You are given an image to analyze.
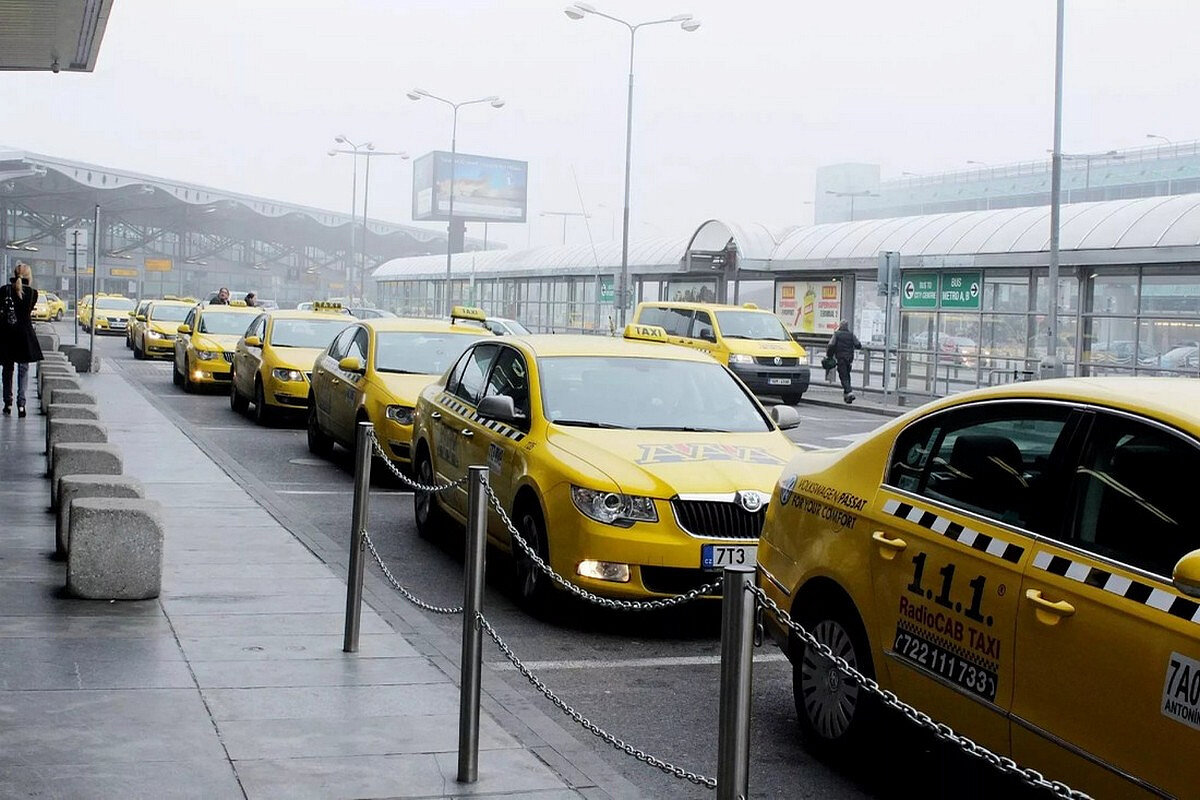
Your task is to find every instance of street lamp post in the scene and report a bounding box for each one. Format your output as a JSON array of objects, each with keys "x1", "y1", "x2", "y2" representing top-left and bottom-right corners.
[
  {"x1": 1044, "y1": 0, "x2": 1065, "y2": 379},
  {"x1": 565, "y1": 3, "x2": 701, "y2": 326},
  {"x1": 330, "y1": 144, "x2": 409, "y2": 303},
  {"x1": 540, "y1": 210, "x2": 589, "y2": 245},
  {"x1": 407, "y1": 89, "x2": 505, "y2": 316},
  {"x1": 825, "y1": 189, "x2": 879, "y2": 222},
  {"x1": 329, "y1": 136, "x2": 366, "y2": 298}
]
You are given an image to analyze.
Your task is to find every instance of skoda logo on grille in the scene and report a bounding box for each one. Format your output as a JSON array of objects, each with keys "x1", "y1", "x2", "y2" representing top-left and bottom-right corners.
[
  {"x1": 773, "y1": 356, "x2": 782, "y2": 366},
  {"x1": 735, "y1": 490, "x2": 768, "y2": 513}
]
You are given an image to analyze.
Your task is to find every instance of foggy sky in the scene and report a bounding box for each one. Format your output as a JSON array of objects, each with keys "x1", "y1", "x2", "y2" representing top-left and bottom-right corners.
[{"x1": 5, "y1": 0, "x2": 1198, "y2": 252}]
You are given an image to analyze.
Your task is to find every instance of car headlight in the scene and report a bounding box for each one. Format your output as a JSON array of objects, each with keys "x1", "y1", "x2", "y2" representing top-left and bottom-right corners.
[
  {"x1": 570, "y1": 486, "x2": 657, "y2": 525},
  {"x1": 728, "y1": 353, "x2": 754, "y2": 365},
  {"x1": 147, "y1": 329, "x2": 169, "y2": 339},
  {"x1": 272, "y1": 368, "x2": 305, "y2": 382},
  {"x1": 195, "y1": 350, "x2": 219, "y2": 361},
  {"x1": 385, "y1": 405, "x2": 414, "y2": 424}
]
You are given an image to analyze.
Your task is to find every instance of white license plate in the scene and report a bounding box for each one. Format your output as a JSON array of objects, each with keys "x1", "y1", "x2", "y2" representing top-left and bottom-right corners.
[
  {"x1": 767, "y1": 377, "x2": 791, "y2": 386},
  {"x1": 701, "y1": 544, "x2": 757, "y2": 570}
]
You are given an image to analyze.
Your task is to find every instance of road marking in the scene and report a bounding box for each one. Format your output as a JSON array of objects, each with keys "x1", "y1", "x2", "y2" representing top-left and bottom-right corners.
[
  {"x1": 276, "y1": 489, "x2": 413, "y2": 496},
  {"x1": 489, "y1": 652, "x2": 789, "y2": 671}
]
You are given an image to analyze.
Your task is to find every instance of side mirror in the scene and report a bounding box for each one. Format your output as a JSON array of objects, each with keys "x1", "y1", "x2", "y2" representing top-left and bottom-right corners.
[
  {"x1": 770, "y1": 404, "x2": 801, "y2": 430},
  {"x1": 338, "y1": 355, "x2": 364, "y2": 374},
  {"x1": 244, "y1": 335, "x2": 262, "y2": 348},
  {"x1": 136, "y1": 314, "x2": 147, "y2": 321},
  {"x1": 1173, "y1": 550, "x2": 1200, "y2": 598},
  {"x1": 477, "y1": 394, "x2": 525, "y2": 424},
  {"x1": 177, "y1": 324, "x2": 191, "y2": 335},
  {"x1": 698, "y1": 329, "x2": 717, "y2": 343}
]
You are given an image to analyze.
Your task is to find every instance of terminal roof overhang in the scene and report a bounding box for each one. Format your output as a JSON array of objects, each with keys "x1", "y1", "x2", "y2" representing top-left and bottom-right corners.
[{"x1": 0, "y1": 0, "x2": 114, "y2": 72}]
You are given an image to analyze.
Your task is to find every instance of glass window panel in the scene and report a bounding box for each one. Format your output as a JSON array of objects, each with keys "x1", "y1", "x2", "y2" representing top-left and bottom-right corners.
[
  {"x1": 1138, "y1": 319, "x2": 1200, "y2": 376},
  {"x1": 980, "y1": 314, "x2": 1030, "y2": 365},
  {"x1": 854, "y1": 277, "x2": 892, "y2": 347},
  {"x1": 1036, "y1": 275, "x2": 1082, "y2": 314},
  {"x1": 982, "y1": 273, "x2": 1030, "y2": 312},
  {"x1": 1080, "y1": 315, "x2": 1135, "y2": 371},
  {"x1": 1139, "y1": 272, "x2": 1200, "y2": 316}
]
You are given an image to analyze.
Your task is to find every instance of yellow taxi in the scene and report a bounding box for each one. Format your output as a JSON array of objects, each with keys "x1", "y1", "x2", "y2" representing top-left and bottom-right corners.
[
  {"x1": 230, "y1": 302, "x2": 354, "y2": 425},
  {"x1": 132, "y1": 299, "x2": 196, "y2": 360},
  {"x1": 632, "y1": 301, "x2": 811, "y2": 404},
  {"x1": 410, "y1": 324, "x2": 802, "y2": 607},
  {"x1": 307, "y1": 308, "x2": 491, "y2": 466},
  {"x1": 126, "y1": 299, "x2": 152, "y2": 348},
  {"x1": 756, "y1": 377, "x2": 1200, "y2": 799},
  {"x1": 32, "y1": 291, "x2": 66, "y2": 322},
  {"x1": 172, "y1": 301, "x2": 259, "y2": 392},
  {"x1": 79, "y1": 293, "x2": 136, "y2": 335}
]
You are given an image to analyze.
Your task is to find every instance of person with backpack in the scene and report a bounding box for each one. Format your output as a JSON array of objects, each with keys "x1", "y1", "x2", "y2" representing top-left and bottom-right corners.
[
  {"x1": 0, "y1": 263, "x2": 44, "y2": 417},
  {"x1": 826, "y1": 319, "x2": 862, "y2": 405}
]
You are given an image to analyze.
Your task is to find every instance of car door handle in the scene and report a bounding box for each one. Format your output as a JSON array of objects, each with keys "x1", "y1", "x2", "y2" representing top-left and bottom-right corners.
[
  {"x1": 1025, "y1": 589, "x2": 1075, "y2": 625},
  {"x1": 431, "y1": 411, "x2": 442, "y2": 420},
  {"x1": 461, "y1": 428, "x2": 474, "y2": 438},
  {"x1": 871, "y1": 530, "x2": 907, "y2": 560}
]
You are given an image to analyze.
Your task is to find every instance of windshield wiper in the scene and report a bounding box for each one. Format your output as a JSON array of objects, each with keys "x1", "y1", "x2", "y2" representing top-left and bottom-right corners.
[
  {"x1": 552, "y1": 419, "x2": 628, "y2": 429},
  {"x1": 378, "y1": 368, "x2": 421, "y2": 375},
  {"x1": 721, "y1": 334, "x2": 755, "y2": 340},
  {"x1": 635, "y1": 425, "x2": 729, "y2": 432}
]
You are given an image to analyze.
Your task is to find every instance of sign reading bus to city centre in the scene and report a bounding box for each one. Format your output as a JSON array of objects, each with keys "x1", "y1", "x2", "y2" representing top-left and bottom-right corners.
[
  {"x1": 412, "y1": 151, "x2": 528, "y2": 223},
  {"x1": 900, "y1": 272, "x2": 939, "y2": 309}
]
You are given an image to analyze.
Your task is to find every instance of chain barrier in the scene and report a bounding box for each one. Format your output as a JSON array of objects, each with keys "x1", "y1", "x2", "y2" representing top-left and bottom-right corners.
[
  {"x1": 478, "y1": 611, "x2": 717, "y2": 789},
  {"x1": 361, "y1": 528, "x2": 464, "y2": 614},
  {"x1": 482, "y1": 479, "x2": 722, "y2": 611},
  {"x1": 368, "y1": 431, "x2": 469, "y2": 494},
  {"x1": 749, "y1": 584, "x2": 1092, "y2": 800}
]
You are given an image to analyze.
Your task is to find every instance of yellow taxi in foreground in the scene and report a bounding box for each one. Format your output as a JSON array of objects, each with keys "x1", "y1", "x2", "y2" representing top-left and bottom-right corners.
[
  {"x1": 632, "y1": 301, "x2": 811, "y2": 403},
  {"x1": 757, "y1": 377, "x2": 1200, "y2": 799},
  {"x1": 80, "y1": 293, "x2": 135, "y2": 335},
  {"x1": 230, "y1": 303, "x2": 354, "y2": 425},
  {"x1": 410, "y1": 324, "x2": 802, "y2": 607},
  {"x1": 32, "y1": 291, "x2": 66, "y2": 321},
  {"x1": 133, "y1": 300, "x2": 195, "y2": 359},
  {"x1": 172, "y1": 301, "x2": 259, "y2": 392},
  {"x1": 307, "y1": 311, "x2": 490, "y2": 466}
]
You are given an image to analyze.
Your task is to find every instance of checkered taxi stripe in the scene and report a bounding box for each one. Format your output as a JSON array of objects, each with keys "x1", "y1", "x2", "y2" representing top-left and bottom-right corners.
[
  {"x1": 1032, "y1": 551, "x2": 1200, "y2": 625},
  {"x1": 438, "y1": 393, "x2": 525, "y2": 442},
  {"x1": 881, "y1": 498, "x2": 1025, "y2": 564}
]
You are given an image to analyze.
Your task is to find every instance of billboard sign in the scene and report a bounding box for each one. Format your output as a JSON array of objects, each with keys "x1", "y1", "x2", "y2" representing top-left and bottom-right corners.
[
  {"x1": 412, "y1": 151, "x2": 528, "y2": 223},
  {"x1": 775, "y1": 280, "x2": 841, "y2": 335}
]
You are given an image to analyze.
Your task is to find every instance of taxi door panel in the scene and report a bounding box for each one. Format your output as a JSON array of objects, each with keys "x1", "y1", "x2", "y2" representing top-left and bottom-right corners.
[
  {"x1": 330, "y1": 328, "x2": 369, "y2": 443},
  {"x1": 436, "y1": 344, "x2": 499, "y2": 516},
  {"x1": 1011, "y1": 413, "x2": 1200, "y2": 799},
  {"x1": 475, "y1": 346, "x2": 532, "y2": 541}
]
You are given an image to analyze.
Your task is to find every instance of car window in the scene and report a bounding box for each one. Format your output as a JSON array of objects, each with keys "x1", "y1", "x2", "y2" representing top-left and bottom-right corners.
[
  {"x1": 1064, "y1": 414, "x2": 1200, "y2": 578},
  {"x1": 269, "y1": 318, "x2": 348, "y2": 348},
  {"x1": 453, "y1": 344, "x2": 499, "y2": 405},
  {"x1": 694, "y1": 310, "x2": 714, "y2": 341},
  {"x1": 347, "y1": 328, "x2": 369, "y2": 363},
  {"x1": 183, "y1": 308, "x2": 196, "y2": 329},
  {"x1": 713, "y1": 310, "x2": 791, "y2": 341},
  {"x1": 444, "y1": 348, "x2": 473, "y2": 395},
  {"x1": 638, "y1": 306, "x2": 693, "y2": 337},
  {"x1": 327, "y1": 326, "x2": 356, "y2": 359},
  {"x1": 887, "y1": 403, "x2": 1073, "y2": 533},
  {"x1": 483, "y1": 347, "x2": 531, "y2": 425},
  {"x1": 149, "y1": 304, "x2": 191, "y2": 323}
]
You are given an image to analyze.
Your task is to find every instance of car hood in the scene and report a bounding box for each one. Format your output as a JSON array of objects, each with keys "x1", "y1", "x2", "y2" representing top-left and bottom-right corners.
[
  {"x1": 195, "y1": 334, "x2": 241, "y2": 351},
  {"x1": 546, "y1": 426, "x2": 797, "y2": 497},
  {"x1": 376, "y1": 372, "x2": 441, "y2": 405},
  {"x1": 267, "y1": 346, "x2": 324, "y2": 371},
  {"x1": 149, "y1": 321, "x2": 184, "y2": 335},
  {"x1": 725, "y1": 338, "x2": 807, "y2": 358}
]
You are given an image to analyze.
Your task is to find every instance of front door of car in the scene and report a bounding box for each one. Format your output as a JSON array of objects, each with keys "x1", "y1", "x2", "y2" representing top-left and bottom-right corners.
[
  {"x1": 872, "y1": 401, "x2": 1076, "y2": 755},
  {"x1": 474, "y1": 346, "x2": 532, "y2": 537},
  {"x1": 1011, "y1": 411, "x2": 1200, "y2": 800},
  {"x1": 235, "y1": 314, "x2": 267, "y2": 397},
  {"x1": 433, "y1": 343, "x2": 499, "y2": 516},
  {"x1": 176, "y1": 308, "x2": 197, "y2": 369},
  {"x1": 330, "y1": 326, "x2": 369, "y2": 443}
]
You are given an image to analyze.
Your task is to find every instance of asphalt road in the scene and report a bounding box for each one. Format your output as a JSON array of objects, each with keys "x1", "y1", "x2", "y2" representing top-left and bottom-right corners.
[{"x1": 71, "y1": 322, "x2": 1048, "y2": 800}]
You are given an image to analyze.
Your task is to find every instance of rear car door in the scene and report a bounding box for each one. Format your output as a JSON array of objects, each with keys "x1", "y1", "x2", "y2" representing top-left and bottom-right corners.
[
  {"x1": 1011, "y1": 410, "x2": 1200, "y2": 799},
  {"x1": 873, "y1": 401, "x2": 1076, "y2": 755}
]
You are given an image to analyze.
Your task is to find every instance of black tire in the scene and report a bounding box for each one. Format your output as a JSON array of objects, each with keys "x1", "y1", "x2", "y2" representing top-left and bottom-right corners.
[
  {"x1": 791, "y1": 599, "x2": 879, "y2": 759},
  {"x1": 782, "y1": 392, "x2": 805, "y2": 405},
  {"x1": 413, "y1": 446, "x2": 452, "y2": 541},
  {"x1": 182, "y1": 357, "x2": 195, "y2": 393},
  {"x1": 512, "y1": 501, "x2": 554, "y2": 610},
  {"x1": 230, "y1": 371, "x2": 249, "y2": 413},
  {"x1": 306, "y1": 399, "x2": 334, "y2": 458},
  {"x1": 55, "y1": 310, "x2": 63, "y2": 321},
  {"x1": 253, "y1": 379, "x2": 274, "y2": 426},
  {"x1": 172, "y1": 358, "x2": 183, "y2": 386},
  {"x1": 133, "y1": 339, "x2": 145, "y2": 360}
]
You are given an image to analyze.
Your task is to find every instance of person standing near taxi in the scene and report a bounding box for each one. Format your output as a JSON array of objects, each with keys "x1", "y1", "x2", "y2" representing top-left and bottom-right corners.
[
  {"x1": 212, "y1": 287, "x2": 231, "y2": 305},
  {"x1": 244, "y1": 292, "x2": 257, "y2": 307},
  {"x1": 0, "y1": 263, "x2": 44, "y2": 417},
  {"x1": 826, "y1": 319, "x2": 861, "y2": 404}
]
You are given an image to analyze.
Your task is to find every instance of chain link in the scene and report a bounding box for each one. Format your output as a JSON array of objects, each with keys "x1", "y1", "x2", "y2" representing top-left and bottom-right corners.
[
  {"x1": 368, "y1": 431, "x2": 468, "y2": 493},
  {"x1": 361, "y1": 529, "x2": 464, "y2": 614},
  {"x1": 478, "y1": 611, "x2": 717, "y2": 789},
  {"x1": 481, "y1": 478, "x2": 721, "y2": 611},
  {"x1": 749, "y1": 584, "x2": 1093, "y2": 800}
]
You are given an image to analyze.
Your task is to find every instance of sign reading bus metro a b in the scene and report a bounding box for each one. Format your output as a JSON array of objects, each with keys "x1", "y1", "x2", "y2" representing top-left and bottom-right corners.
[{"x1": 940, "y1": 271, "x2": 981, "y2": 310}]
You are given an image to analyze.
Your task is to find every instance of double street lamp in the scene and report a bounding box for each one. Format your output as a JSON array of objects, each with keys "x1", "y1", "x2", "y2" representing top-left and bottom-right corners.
[
  {"x1": 564, "y1": 3, "x2": 700, "y2": 326},
  {"x1": 824, "y1": 189, "x2": 879, "y2": 222},
  {"x1": 407, "y1": 88, "x2": 505, "y2": 316},
  {"x1": 329, "y1": 137, "x2": 408, "y2": 303}
]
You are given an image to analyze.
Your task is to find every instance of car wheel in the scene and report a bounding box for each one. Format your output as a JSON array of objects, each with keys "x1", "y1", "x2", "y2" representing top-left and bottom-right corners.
[
  {"x1": 792, "y1": 602, "x2": 878, "y2": 758},
  {"x1": 513, "y1": 502, "x2": 553, "y2": 609},
  {"x1": 253, "y1": 379, "x2": 273, "y2": 426},
  {"x1": 782, "y1": 392, "x2": 804, "y2": 405},
  {"x1": 182, "y1": 358, "x2": 195, "y2": 393},
  {"x1": 413, "y1": 447, "x2": 452, "y2": 541},
  {"x1": 230, "y1": 371, "x2": 249, "y2": 413},
  {"x1": 306, "y1": 399, "x2": 334, "y2": 458},
  {"x1": 133, "y1": 340, "x2": 145, "y2": 360},
  {"x1": 172, "y1": 358, "x2": 182, "y2": 386},
  {"x1": 56, "y1": 310, "x2": 63, "y2": 321}
]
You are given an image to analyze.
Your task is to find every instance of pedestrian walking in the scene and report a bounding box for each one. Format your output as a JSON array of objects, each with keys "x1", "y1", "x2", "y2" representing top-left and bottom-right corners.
[
  {"x1": 0, "y1": 263, "x2": 45, "y2": 418},
  {"x1": 826, "y1": 319, "x2": 862, "y2": 405}
]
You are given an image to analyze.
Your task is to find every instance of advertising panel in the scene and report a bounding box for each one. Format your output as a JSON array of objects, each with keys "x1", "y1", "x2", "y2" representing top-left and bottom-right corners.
[
  {"x1": 411, "y1": 151, "x2": 528, "y2": 223},
  {"x1": 775, "y1": 280, "x2": 841, "y2": 334}
]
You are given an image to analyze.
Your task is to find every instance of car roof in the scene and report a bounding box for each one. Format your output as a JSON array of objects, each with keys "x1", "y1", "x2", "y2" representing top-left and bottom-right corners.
[
  {"x1": 640, "y1": 300, "x2": 772, "y2": 313},
  {"x1": 197, "y1": 303, "x2": 259, "y2": 313},
  {"x1": 502, "y1": 333, "x2": 718, "y2": 362},
  {"x1": 362, "y1": 317, "x2": 489, "y2": 334},
  {"x1": 264, "y1": 309, "x2": 353, "y2": 321},
  {"x1": 147, "y1": 299, "x2": 194, "y2": 308}
]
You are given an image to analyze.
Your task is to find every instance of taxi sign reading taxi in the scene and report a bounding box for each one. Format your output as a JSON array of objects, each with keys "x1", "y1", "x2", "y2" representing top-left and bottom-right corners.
[
  {"x1": 900, "y1": 272, "x2": 938, "y2": 309},
  {"x1": 940, "y1": 271, "x2": 981, "y2": 310}
]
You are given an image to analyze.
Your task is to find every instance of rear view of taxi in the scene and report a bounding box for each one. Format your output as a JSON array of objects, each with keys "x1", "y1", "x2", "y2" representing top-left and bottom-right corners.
[
  {"x1": 172, "y1": 301, "x2": 258, "y2": 392},
  {"x1": 230, "y1": 303, "x2": 353, "y2": 424},
  {"x1": 133, "y1": 299, "x2": 194, "y2": 359},
  {"x1": 410, "y1": 325, "x2": 801, "y2": 607},
  {"x1": 756, "y1": 377, "x2": 1200, "y2": 798},
  {"x1": 307, "y1": 315, "x2": 489, "y2": 466}
]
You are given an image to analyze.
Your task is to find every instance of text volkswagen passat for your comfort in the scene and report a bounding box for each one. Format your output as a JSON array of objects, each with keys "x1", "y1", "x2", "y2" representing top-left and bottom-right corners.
[{"x1": 757, "y1": 377, "x2": 1200, "y2": 799}]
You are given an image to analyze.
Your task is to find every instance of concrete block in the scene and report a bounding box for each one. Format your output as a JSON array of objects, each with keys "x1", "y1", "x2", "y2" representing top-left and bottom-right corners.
[
  {"x1": 50, "y1": 389, "x2": 97, "y2": 407},
  {"x1": 50, "y1": 443, "x2": 122, "y2": 510},
  {"x1": 57, "y1": 475, "x2": 145, "y2": 558},
  {"x1": 36, "y1": 332, "x2": 59, "y2": 353},
  {"x1": 37, "y1": 365, "x2": 74, "y2": 395},
  {"x1": 45, "y1": 404, "x2": 104, "y2": 456},
  {"x1": 46, "y1": 419, "x2": 108, "y2": 471},
  {"x1": 66, "y1": 497, "x2": 163, "y2": 600},
  {"x1": 60, "y1": 345, "x2": 99, "y2": 373},
  {"x1": 41, "y1": 350, "x2": 70, "y2": 363},
  {"x1": 40, "y1": 376, "x2": 82, "y2": 413}
]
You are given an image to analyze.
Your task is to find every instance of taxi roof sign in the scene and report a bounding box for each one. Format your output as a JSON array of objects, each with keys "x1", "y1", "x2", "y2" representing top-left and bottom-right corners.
[
  {"x1": 450, "y1": 305, "x2": 487, "y2": 323},
  {"x1": 313, "y1": 300, "x2": 344, "y2": 313},
  {"x1": 741, "y1": 302, "x2": 759, "y2": 310},
  {"x1": 623, "y1": 323, "x2": 669, "y2": 343},
  {"x1": 228, "y1": 299, "x2": 248, "y2": 307}
]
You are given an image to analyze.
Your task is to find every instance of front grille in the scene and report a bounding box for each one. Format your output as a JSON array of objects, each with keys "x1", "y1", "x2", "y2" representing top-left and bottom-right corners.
[
  {"x1": 754, "y1": 356, "x2": 798, "y2": 367},
  {"x1": 641, "y1": 567, "x2": 723, "y2": 597},
  {"x1": 671, "y1": 499, "x2": 765, "y2": 540},
  {"x1": 222, "y1": 352, "x2": 234, "y2": 363}
]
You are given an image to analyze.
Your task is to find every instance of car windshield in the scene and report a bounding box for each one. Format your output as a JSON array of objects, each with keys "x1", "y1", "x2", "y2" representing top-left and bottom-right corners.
[
  {"x1": 149, "y1": 304, "x2": 191, "y2": 322},
  {"x1": 374, "y1": 332, "x2": 486, "y2": 374},
  {"x1": 198, "y1": 312, "x2": 252, "y2": 335},
  {"x1": 95, "y1": 297, "x2": 135, "y2": 311},
  {"x1": 271, "y1": 318, "x2": 352, "y2": 348},
  {"x1": 539, "y1": 356, "x2": 771, "y2": 432},
  {"x1": 714, "y1": 311, "x2": 790, "y2": 341}
]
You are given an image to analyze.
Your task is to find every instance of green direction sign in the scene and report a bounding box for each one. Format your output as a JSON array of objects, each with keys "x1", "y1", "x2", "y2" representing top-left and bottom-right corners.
[
  {"x1": 900, "y1": 272, "x2": 938, "y2": 309},
  {"x1": 940, "y1": 271, "x2": 981, "y2": 310},
  {"x1": 600, "y1": 277, "x2": 615, "y2": 304}
]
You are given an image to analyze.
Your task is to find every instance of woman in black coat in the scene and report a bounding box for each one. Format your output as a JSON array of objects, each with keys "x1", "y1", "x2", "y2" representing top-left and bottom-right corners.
[{"x1": 0, "y1": 263, "x2": 45, "y2": 417}]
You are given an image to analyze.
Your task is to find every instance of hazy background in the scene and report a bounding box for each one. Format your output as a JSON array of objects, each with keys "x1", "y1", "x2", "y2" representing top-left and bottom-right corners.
[{"x1": 4, "y1": 0, "x2": 1197, "y2": 249}]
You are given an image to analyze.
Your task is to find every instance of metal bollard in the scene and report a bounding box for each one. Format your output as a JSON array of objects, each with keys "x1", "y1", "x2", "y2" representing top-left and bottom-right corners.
[
  {"x1": 716, "y1": 566, "x2": 755, "y2": 800},
  {"x1": 343, "y1": 421, "x2": 373, "y2": 653},
  {"x1": 458, "y1": 465, "x2": 489, "y2": 783}
]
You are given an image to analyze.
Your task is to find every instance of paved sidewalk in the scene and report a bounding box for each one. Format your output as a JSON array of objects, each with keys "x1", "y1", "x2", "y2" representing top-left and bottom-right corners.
[
  {"x1": 800, "y1": 382, "x2": 907, "y2": 417},
  {"x1": 0, "y1": 362, "x2": 632, "y2": 799}
]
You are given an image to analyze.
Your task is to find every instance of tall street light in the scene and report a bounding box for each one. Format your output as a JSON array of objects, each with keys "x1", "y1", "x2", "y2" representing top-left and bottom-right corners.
[
  {"x1": 330, "y1": 144, "x2": 408, "y2": 302},
  {"x1": 564, "y1": 3, "x2": 701, "y2": 325},
  {"x1": 1146, "y1": 133, "x2": 1172, "y2": 147},
  {"x1": 407, "y1": 88, "x2": 505, "y2": 316},
  {"x1": 540, "y1": 210, "x2": 589, "y2": 244},
  {"x1": 1056, "y1": 149, "x2": 1123, "y2": 193},
  {"x1": 1045, "y1": 0, "x2": 1065, "y2": 378},
  {"x1": 330, "y1": 136, "x2": 368, "y2": 298},
  {"x1": 825, "y1": 189, "x2": 879, "y2": 222}
]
